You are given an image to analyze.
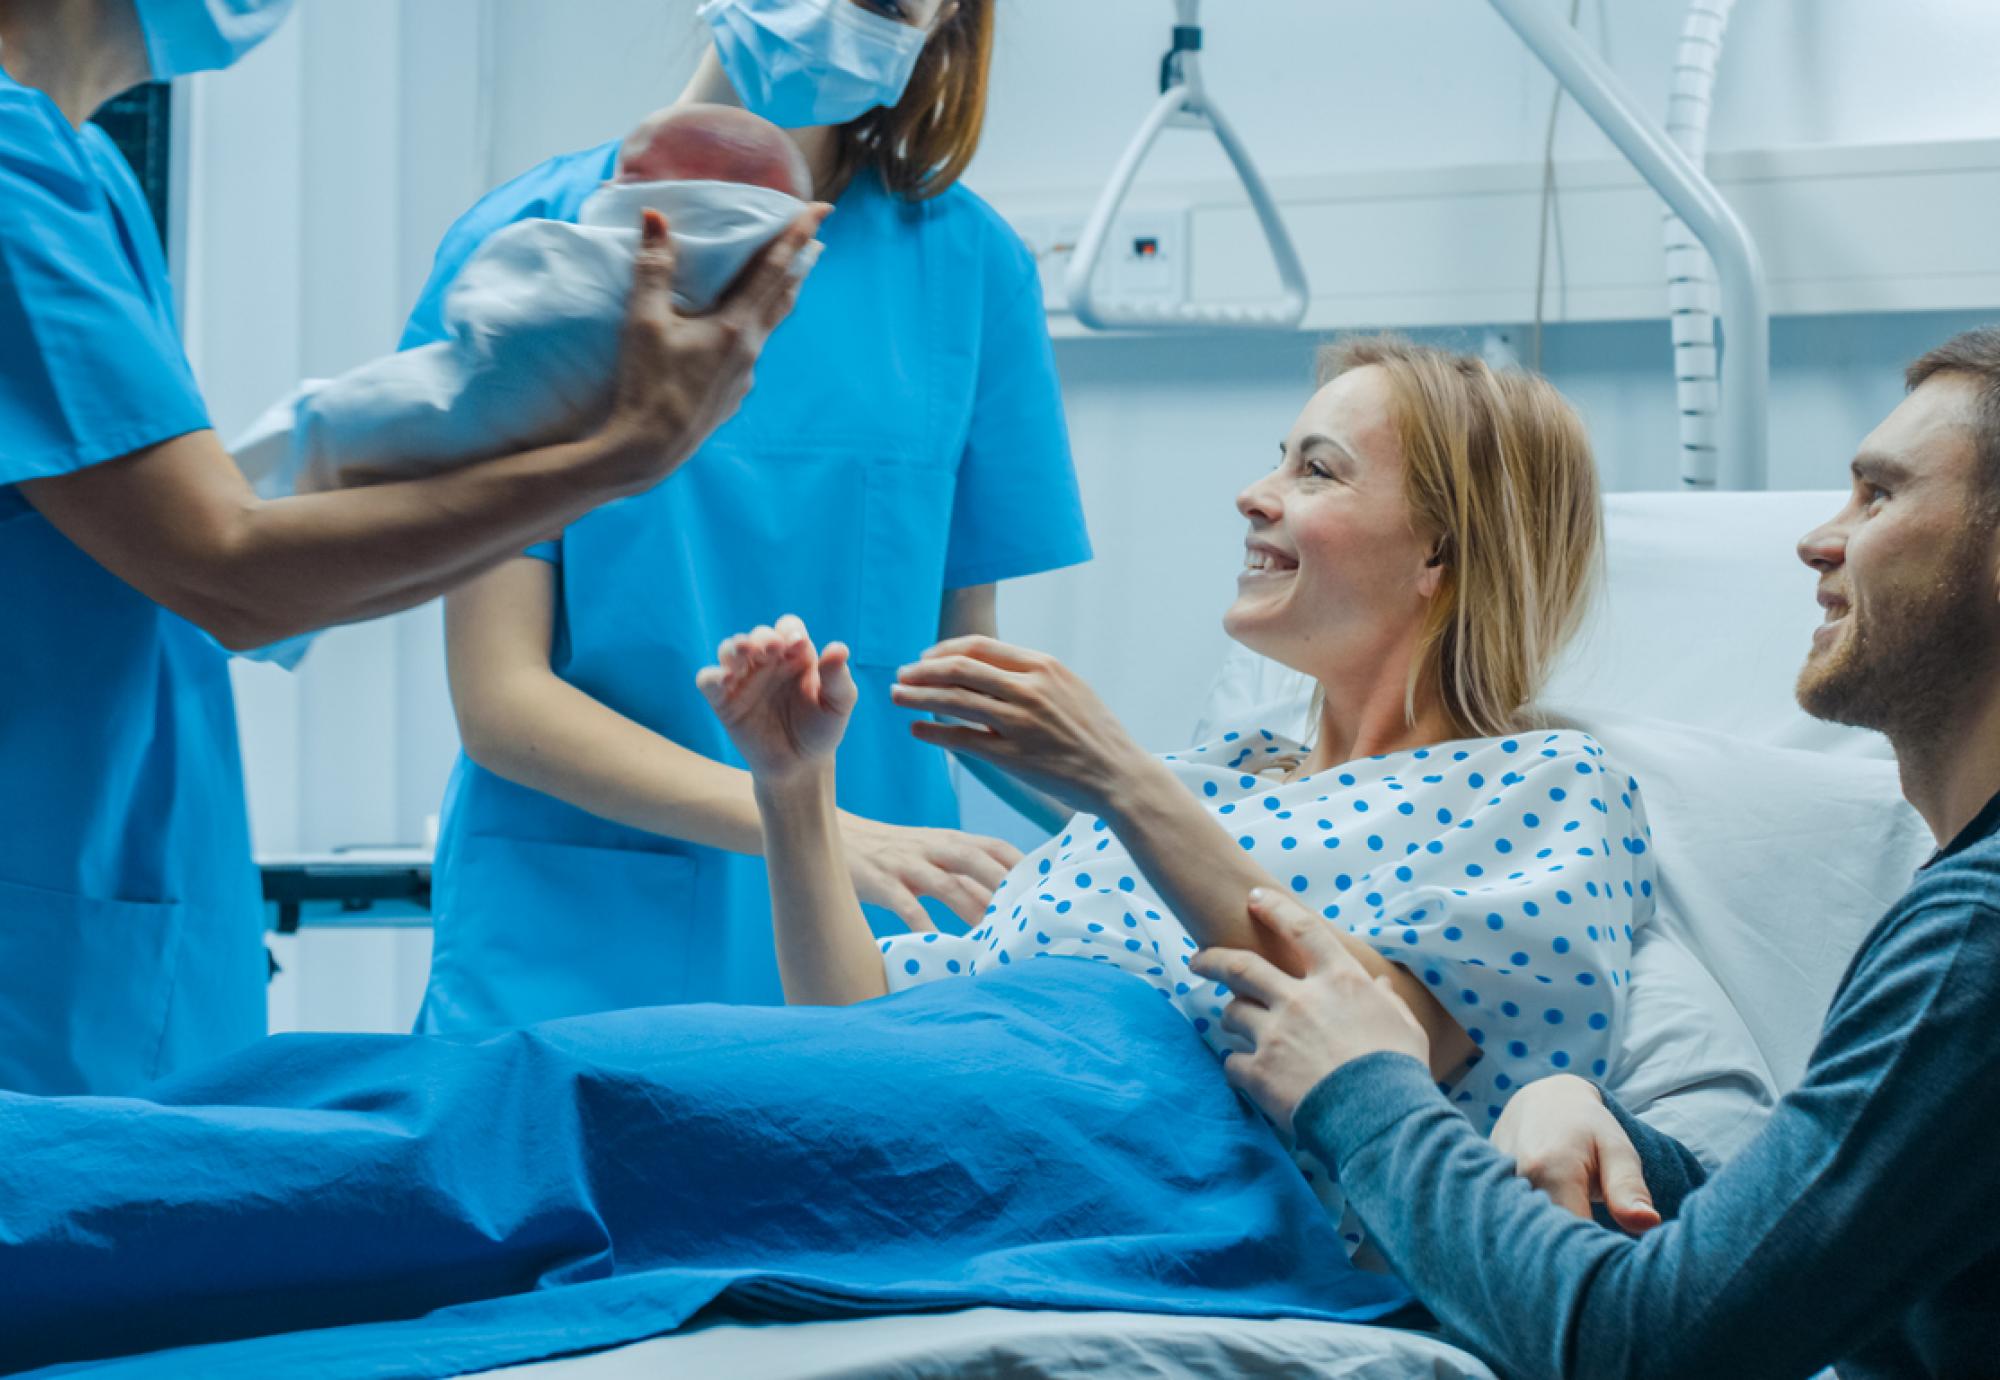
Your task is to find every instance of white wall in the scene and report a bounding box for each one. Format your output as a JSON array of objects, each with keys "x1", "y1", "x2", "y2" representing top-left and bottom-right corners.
[
  {"x1": 176, "y1": 0, "x2": 2000, "y2": 1030},
  {"x1": 178, "y1": 1, "x2": 495, "y2": 1030}
]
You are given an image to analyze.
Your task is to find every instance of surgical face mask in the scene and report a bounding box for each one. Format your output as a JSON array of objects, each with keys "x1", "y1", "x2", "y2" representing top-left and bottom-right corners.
[
  {"x1": 131, "y1": 0, "x2": 298, "y2": 80},
  {"x1": 698, "y1": 0, "x2": 928, "y2": 130}
]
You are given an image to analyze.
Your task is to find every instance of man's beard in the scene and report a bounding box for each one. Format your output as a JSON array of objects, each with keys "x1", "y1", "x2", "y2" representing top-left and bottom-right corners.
[{"x1": 1796, "y1": 536, "x2": 1995, "y2": 741}]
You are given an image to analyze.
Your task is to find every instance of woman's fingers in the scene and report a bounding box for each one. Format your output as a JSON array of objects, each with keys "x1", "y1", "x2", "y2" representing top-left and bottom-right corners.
[
  {"x1": 909, "y1": 719, "x2": 1008, "y2": 758},
  {"x1": 694, "y1": 664, "x2": 727, "y2": 708},
  {"x1": 745, "y1": 623, "x2": 781, "y2": 660},
  {"x1": 817, "y1": 642, "x2": 858, "y2": 715},
  {"x1": 896, "y1": 653, "x2": 1025, "y2": 697},
  {"x1": 980, "y1": 837, "x2": 1026, "y2": 870},
  {"x1": 889, "y1": 682, "x2": 1016, "y2": 729},
  {"x1": 933, "y1": 840, "x2": 1011, "y2": 893},
  {"x1": 911, "y1": 866, "x2": 988, "y2": 926},
  {"x1": 884, "y1": 889, "x2": 938, "y2": 934},
  {"x1": 920, "y1": 635, "x2": 1046, "y2": 672}
]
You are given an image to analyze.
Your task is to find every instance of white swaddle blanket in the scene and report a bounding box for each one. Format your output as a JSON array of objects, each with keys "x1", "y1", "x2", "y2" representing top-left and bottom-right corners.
[
  {"x1": 234, "y1": 179, "x2": 806, "y2": 499},
  {"x1": 230, "y1": 178, "x2": 809, "y2": 666}
]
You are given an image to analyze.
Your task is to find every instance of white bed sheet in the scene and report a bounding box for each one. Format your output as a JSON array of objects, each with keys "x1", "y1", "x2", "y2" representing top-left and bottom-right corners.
[{"x1": 472, "y1": 1307, "x2": 1495, "y2": 1380}]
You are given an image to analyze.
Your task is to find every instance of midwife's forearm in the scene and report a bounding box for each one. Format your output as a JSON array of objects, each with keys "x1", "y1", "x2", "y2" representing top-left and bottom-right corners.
[
  {"x1": 1100, "y1": 760, "x2": 1472, "y2": 1077},
  {"x1": 755, "y1": 769, "x2": 889, "y2": 1006}
]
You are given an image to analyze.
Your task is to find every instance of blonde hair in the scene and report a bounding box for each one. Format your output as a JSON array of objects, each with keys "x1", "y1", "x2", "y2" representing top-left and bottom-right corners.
[{"x1": 1316, "y1": 336, "x2": 1601, "y2": 738}]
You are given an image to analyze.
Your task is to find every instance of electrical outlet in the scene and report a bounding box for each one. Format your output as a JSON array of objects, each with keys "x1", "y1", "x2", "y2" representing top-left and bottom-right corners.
[{"x1": 1008, "y1": 208, "x2": 1187, "y2": 314}]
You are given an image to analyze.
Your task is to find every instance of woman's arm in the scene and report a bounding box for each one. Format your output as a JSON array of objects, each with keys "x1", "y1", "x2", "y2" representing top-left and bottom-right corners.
[
  {"x1": 20, "y1": 210, "x2": 819, "y2": 651},
  {"x1": 698, "y1": 618, "x2": 886, "y2": 1005},
  {"x1": 447, "y1": 564, "x2": 1017, "y2": 931},
  {"x1": 449, "y1": 558, "x2": 763, "y2": 850},
  {"x1": 892, "y1": 637, "x2": 1473, "y2": 1078}
]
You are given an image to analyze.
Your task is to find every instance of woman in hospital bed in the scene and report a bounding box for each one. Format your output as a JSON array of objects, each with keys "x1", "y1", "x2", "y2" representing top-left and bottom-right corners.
[{"x1": 699, "y1": 335, "x2": 1656, "y2": 1239}]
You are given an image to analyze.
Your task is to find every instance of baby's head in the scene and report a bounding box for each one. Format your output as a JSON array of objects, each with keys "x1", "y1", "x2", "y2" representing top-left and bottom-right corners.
[{"x1": 616, "y1": 103, "x2": 813, "y2": 200}]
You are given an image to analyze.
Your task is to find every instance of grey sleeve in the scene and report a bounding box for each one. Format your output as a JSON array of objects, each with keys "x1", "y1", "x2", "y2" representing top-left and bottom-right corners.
[
  {"x1": 1601, "y1": 1086, "x2": 1707, "y2": 1220},
  {"x1": 1294, "y1": 901, "x2": 2000, "y2": 1380}
]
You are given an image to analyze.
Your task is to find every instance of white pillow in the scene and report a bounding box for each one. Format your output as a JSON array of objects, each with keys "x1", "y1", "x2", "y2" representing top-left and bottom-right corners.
[
  {"x1": 1545, "y1": 490, "x2": 1891, "y2": 758},
  {"x1": 1603, "y1": 919, "x2": 1774, "y2": 1169},
  {"x1": 1541, "y1": 708, "x2": 1929, "y2": 1090}
]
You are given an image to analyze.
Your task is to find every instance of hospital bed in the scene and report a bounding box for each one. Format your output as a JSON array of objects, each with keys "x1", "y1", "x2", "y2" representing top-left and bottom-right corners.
[
  {"x1": 219, "y1": 10, "x2": 1884, "y2": 1370},
  {"x1": 420, "y1": 489, "x2": 1925, "y2": 1379}
]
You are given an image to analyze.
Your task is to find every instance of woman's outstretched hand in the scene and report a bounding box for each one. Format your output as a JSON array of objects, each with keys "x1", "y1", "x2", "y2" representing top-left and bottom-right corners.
[
  {"x1": 698, "y1": 614, "x2": 855, "y2": 785},
  {"x1": 890, "y1": 636, "x2": 1148, "y2": 816}
]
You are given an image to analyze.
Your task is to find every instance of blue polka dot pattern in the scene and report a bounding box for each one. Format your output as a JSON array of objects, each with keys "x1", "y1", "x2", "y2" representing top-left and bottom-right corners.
[{"x1": 877, "y1": 725, "x2": 1655, "y2": 1187}]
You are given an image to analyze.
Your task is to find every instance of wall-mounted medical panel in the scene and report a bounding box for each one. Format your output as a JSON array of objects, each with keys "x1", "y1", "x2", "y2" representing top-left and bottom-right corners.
[{"x1": 1001, "y1": 138, "x2": 2000, "y2": 338}]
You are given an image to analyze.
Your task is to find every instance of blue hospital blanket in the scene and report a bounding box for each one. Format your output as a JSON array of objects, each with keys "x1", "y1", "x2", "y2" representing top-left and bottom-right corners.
[{"x1": 1, "y1": 960, "x2": 1411, "y2": 1377}]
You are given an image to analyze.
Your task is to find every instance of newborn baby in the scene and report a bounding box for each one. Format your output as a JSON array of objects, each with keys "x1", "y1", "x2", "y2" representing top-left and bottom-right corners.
[{"x1": 232, "y1": 104, "x2": 818, "y2": 511}]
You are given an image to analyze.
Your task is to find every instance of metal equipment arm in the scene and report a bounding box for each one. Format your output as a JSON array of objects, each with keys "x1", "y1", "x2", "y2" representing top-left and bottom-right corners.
[{"x1": 1489, "y1": 0, "x2": 1770, "y2": 489}]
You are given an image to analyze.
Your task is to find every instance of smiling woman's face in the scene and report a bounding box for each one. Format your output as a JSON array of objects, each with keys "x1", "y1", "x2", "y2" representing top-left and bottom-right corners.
[{"x1": 1224, "y1": 365, "x2": 1440, "y2": 681}]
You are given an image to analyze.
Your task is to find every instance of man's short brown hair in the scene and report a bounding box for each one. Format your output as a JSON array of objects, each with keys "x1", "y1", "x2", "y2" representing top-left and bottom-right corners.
[{"x1": 1905, "y1": 326, "x2": 2000, "y2": 505}]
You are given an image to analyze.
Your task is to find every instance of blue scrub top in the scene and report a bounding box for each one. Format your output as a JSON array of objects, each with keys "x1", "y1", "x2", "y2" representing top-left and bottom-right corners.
[
  {"x1": 413, "y1": 145, "x2": 1091, "y2": 1031},
  {"x1": 0, "y1": 73, "x2": 266, "y2": 1094}
]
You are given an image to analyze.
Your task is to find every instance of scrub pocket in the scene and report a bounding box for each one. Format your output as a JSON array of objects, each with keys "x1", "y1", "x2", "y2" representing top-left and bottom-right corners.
[
  {"x1": 433, "y1": 834, "x2": 703, "y2": 1029},
  {"x1": 0, "y1": 875, "x2": 184, "y2": 1095}
]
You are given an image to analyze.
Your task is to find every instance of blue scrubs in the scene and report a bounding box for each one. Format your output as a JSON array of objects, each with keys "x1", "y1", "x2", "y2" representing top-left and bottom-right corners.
[
  {"x1": 0, "y1": 73, "x2": 266, "y2": 1094},
  {"x1": 412, "y1": 145, "x2": 1091, "y2": 1031}
]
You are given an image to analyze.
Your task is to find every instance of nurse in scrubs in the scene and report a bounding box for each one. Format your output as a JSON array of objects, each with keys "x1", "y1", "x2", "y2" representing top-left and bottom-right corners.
[
  {"x1": 417, "y1": 0, "x2": 1092, "y2": 1031},
  {"x1": 0, "y1": 0, "x2": 821, "y2": 1095}
]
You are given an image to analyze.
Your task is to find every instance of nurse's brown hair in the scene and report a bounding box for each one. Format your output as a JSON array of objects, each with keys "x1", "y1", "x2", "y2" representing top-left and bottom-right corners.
[{"x1": 828, "y1": 0, "x2": 992, "y2": 202}]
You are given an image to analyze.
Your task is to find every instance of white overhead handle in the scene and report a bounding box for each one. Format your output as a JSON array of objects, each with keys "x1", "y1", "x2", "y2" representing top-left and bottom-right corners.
[
  {"x1": 1065, "y1": 0, "x2": 1310, "y2": 333},
  {"x1": 1488, "y1": 0, "x2": 1768, "y2": 490}
]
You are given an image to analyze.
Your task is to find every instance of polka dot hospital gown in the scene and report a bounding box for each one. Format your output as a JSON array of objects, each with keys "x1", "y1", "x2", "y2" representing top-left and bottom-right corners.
[{"x1": 881, "y1": 727, "x2": 1657, "y2": 1253}]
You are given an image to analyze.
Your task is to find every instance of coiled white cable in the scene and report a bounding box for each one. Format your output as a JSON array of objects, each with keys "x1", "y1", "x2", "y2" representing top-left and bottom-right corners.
[{"x1": 1663, "y1": 0, "x2": 1736, "y2": 488}]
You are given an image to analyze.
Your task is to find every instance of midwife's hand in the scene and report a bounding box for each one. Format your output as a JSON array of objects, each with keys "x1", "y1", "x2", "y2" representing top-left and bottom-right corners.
[
  {"x1": 1191, "y1": 888, "x2": 1430, "y2": 1132},
  {"x1": 1491, "y1": 1074, "x2": 1661, "y2": 1234},
  {"x1": 599, "y1": 204, "x2": 828, "y2": 490},
  {"x1": 697, "y1": 615, "x2": 855, "y2": 786},
  {"x1": 890, "y1": 636, "x2": 1149, "y2": 816},
  {"x1": 841, "y1": 816, "x2": 1024, "y2": 932}
]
